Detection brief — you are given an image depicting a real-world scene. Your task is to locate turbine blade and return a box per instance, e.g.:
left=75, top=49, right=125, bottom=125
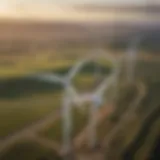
left=67, top=86, right=79, bottom=99
left=127, top=37, right=141, bottom=57
left=30, top=73, right=63, bottom=84
left=95, top=74, right=115, bottom=96
left=127, top=36, right=142, bottom=60
left=68, top=58, right=89, bottom=80
left=126, top=37, right=141, bottom=82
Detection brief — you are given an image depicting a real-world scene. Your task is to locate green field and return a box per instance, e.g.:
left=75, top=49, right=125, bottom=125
left=39, top=107, right=89, bottom=143
left=0, top=141, right=62, bottom=160
left=0, top=92, right=61, bottom=137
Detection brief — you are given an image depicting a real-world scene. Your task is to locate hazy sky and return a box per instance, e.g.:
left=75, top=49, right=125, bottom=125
left=0, top=0, right=158, bottom=21
left=1, top=0, right=149, bottom=6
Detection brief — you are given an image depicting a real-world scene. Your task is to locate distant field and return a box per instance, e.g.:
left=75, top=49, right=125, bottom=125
left=0, top=52, right=113, bottom=79
left=0, top=56, right=73, bottom=79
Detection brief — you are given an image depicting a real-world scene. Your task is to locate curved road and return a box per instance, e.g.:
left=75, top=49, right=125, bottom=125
left=0, top=108, right=61, bottom=156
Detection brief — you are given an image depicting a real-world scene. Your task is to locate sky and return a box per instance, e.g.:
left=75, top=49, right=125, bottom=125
left=0, top=0, right=149, bottom=6
left=0, top=0, right=159, bottom=21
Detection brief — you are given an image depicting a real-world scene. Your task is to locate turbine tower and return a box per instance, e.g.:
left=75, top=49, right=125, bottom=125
left=126, top=37, right=141, bottom=83
left=87, top=65, right=119, bottom=148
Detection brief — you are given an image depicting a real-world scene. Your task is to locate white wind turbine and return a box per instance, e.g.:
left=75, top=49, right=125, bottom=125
left=85, top=67, right=119, bottom=148
left=73, top=42, right=142, bottom=149
left=126, top=37, right=142, bottom=83
left=30, top=58, right=90, bottom=155
left=87, top=51, right=120, bottom=149
left=88, top=47, right=139, bottom=149
left=71, top=53, right=119, bottom=149
left=30, top=50, right=119, bottom=153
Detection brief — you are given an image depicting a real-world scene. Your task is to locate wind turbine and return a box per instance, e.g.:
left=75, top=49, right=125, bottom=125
left=30, top=58, right=90, bottom=156
left=88, top=67, right=120, bottom=148
left=126, top=37, right=142, bottom=83
left=30, top=51, right=119, bottom=153
left=85, top=50, right=132, bottom=149
left=85, top=50, right=120, bottom=149
left=72, top=54, right=119, bottom=149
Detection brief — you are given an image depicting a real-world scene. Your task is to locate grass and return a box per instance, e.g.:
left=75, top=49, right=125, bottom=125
left=0, top=54, right=74, bottom=79
left=138, top=81, right=160, bottom=115
left=0, top=141, right=62, bottom=160
left=97, top=115, right=115, bottom=142
left=39, top=107, right=89, bottom=143
left=0, top=51, right=113, bottom=79
left=103, top=79, right=160, bottom=159
left=136, top=59, right=160, bottom=83
left=0, top=92, right=61, bottom=137
left=135, top=118, right=160, bottom=160
left=123, top=106, right=160, bottom=160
